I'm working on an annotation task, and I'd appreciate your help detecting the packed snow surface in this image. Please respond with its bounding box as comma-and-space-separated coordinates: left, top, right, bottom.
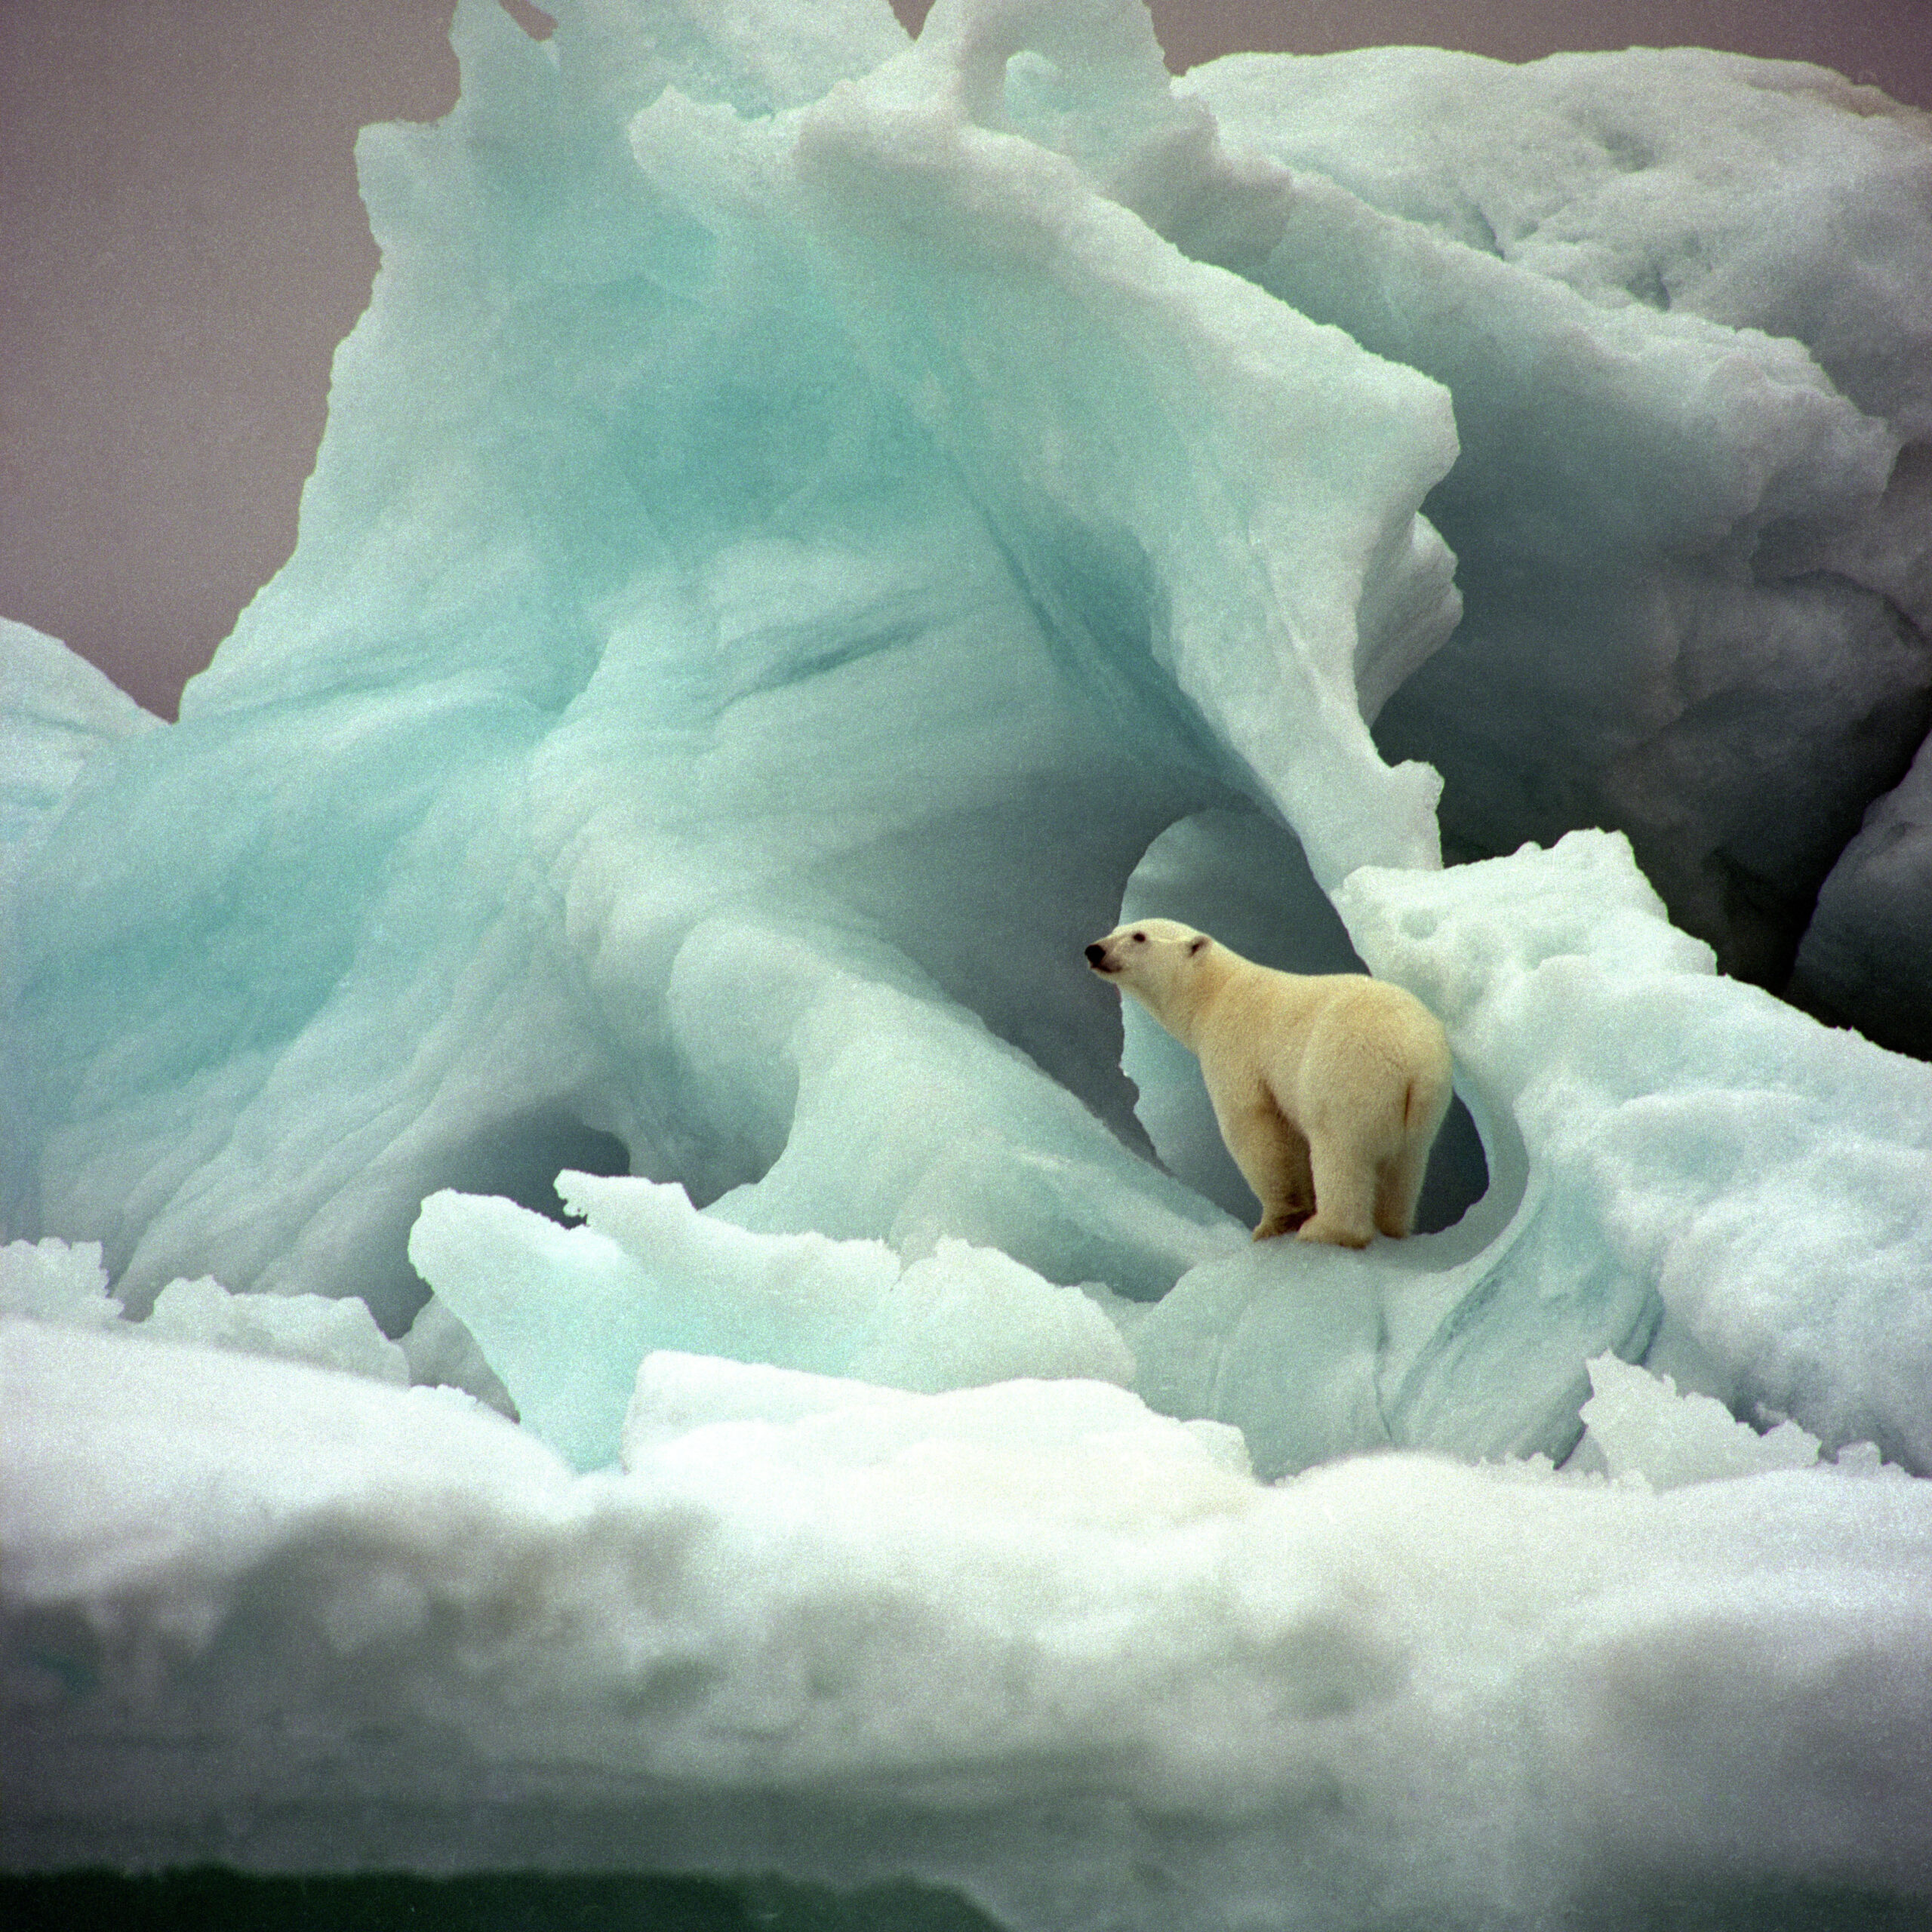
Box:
5, 2, 1932, 1926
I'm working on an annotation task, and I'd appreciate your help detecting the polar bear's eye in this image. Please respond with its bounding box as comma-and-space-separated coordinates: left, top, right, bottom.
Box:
1131, 930, 1146, 943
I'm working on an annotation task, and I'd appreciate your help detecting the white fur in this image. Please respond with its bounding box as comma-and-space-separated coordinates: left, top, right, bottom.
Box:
1087, 918, 1452, 1246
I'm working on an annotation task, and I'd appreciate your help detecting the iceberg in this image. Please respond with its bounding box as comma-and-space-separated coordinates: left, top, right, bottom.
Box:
5, 1, 1932, 1924
1195, 45, 1932, 1007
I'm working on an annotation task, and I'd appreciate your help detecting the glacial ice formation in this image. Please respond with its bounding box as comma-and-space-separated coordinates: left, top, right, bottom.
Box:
5, 2, 1932, 1924
1194, 45, 1932, 1009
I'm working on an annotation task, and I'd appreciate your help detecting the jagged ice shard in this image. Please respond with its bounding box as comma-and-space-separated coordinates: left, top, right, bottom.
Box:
5, 2, 1932, 1924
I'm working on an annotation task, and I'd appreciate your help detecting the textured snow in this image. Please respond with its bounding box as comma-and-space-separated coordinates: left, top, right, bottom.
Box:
8, 1317, 1932, 1923
0, 1236, 410, 1383
5, 2, 1932, 1924
1577, 1352, 1826, 1488
1192, 45, 1932, 1014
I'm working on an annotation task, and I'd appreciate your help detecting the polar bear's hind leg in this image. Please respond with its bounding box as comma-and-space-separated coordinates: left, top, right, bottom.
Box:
1374, 1069, 1453, 1238
1297, 1130, 1378, 1247
1374, 1138, 1430, 1239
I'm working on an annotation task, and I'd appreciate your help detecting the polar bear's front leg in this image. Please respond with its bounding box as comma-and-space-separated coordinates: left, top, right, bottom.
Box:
1212, 1087, 1315, 1240
1254, 1201, 1311, 1241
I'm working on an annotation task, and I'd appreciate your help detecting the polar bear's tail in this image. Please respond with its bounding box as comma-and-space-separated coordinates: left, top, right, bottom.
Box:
1402, 1066, 1453, 1140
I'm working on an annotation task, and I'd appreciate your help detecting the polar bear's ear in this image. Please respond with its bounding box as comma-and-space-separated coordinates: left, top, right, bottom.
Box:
1187, 936, 1208, 955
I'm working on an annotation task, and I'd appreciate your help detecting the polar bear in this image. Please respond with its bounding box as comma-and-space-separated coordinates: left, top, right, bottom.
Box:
1085, 918, 1452, 1246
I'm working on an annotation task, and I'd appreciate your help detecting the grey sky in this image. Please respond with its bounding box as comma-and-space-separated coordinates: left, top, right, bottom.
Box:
2, 0, 1926, 716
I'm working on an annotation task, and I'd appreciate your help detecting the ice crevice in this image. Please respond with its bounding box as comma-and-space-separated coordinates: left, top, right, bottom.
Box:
5, 1, 1932, 1921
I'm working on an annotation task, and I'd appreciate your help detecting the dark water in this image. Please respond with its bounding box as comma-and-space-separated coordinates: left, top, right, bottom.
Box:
0, 1869, 998, 1932
5, 1869, 1929, 1931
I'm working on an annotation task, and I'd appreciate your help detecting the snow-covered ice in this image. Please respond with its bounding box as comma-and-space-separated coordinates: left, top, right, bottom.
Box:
8, 1316, 1932, 1924
5, 2, 1931, 1924
1195, 45, 1932, 1007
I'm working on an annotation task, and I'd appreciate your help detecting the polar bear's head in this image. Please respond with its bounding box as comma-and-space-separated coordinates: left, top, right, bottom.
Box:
1084, 918, 1214, 1026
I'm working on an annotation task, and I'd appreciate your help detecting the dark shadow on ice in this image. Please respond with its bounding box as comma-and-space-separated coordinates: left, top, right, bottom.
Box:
441, 1112, 631, 1228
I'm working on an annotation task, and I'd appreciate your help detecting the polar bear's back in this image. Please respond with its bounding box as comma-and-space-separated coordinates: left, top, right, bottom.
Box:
1202, 962, 1449, 1143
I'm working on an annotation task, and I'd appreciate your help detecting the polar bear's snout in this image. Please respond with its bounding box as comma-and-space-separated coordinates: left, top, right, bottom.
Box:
1086, 927, 1154, 974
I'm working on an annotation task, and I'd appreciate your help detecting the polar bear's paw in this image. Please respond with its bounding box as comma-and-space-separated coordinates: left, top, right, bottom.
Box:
1295, 1214, 1373, 1249
1253, 1206, 1312, 1241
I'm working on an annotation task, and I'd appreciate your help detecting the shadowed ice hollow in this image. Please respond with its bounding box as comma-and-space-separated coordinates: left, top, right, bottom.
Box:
5, 2, 1932, 1925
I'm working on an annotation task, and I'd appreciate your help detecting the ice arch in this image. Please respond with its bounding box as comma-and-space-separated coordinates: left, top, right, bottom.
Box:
3, 0, 1457, 1331
2, 0, 1500, 1491
4, 0, 1930, 1481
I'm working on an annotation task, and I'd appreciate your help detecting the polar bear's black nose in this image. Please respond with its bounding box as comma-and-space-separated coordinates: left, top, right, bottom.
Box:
1084, 943, 1107, 967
